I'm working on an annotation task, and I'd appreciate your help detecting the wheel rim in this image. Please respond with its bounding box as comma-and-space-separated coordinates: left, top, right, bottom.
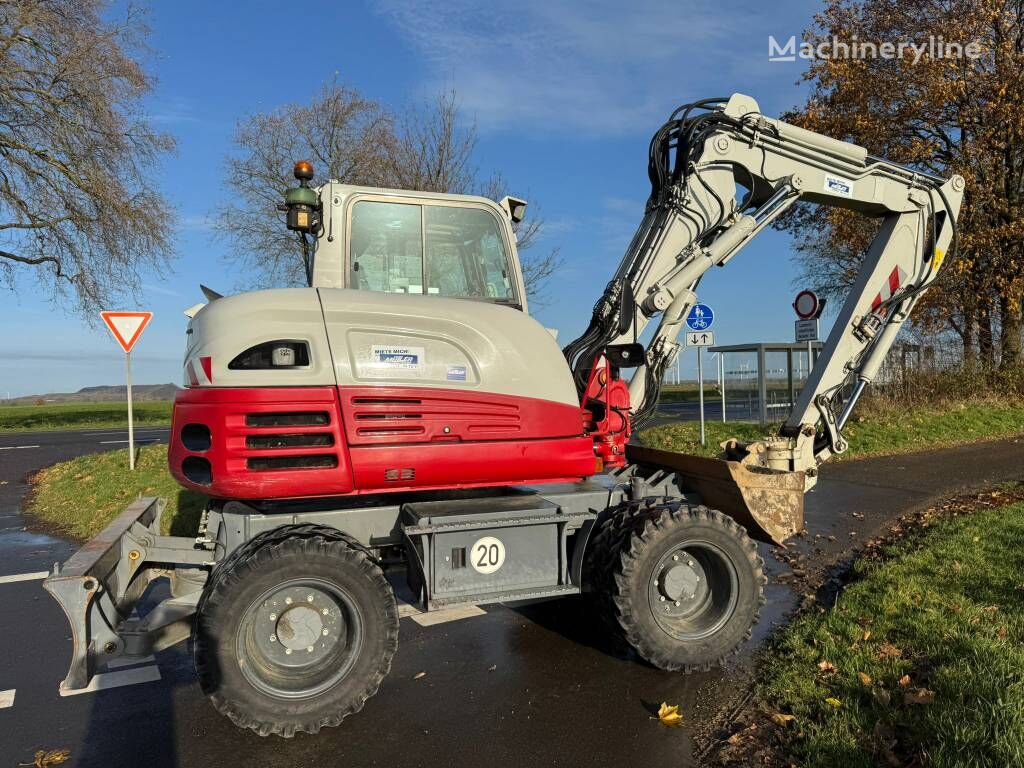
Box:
236, 578, 363, 700
647, 540, 739, 641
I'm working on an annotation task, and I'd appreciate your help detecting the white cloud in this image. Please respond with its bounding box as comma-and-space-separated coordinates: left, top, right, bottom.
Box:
376, 0, 775, 137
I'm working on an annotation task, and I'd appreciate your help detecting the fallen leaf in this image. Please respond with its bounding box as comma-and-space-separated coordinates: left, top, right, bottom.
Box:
858, 672, 873, 686
997, 626, 1009, 639
769, 712, 796, 726
825, 697, 843, 709
18, 750, 71, 768
862, 630, 872, 642
656, 702, 684, 727
873, 687, 892, 705
898, 674, 911, 688
818, 660, 836, 673
877, 643, 902, 660
904, 688, 936, 705
413, 671, 427, 680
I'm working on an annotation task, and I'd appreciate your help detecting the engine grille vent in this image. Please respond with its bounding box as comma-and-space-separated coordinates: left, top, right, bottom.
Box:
246, 433, 334, 449
246, 412, 330, 427
247, 455, 338, 471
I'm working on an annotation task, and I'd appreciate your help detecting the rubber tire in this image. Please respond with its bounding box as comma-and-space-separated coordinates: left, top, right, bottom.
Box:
590, 500, 765, 671
194, 531, 399, 737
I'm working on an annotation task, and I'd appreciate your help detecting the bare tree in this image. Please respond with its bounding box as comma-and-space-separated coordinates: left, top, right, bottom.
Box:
221, 77, 394, 286
0, 0, 175, 314
221, 81, 563, 302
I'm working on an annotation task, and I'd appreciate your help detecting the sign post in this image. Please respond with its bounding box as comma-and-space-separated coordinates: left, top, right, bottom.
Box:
793, 290, 824, 376
684, 303, 715, 446
100, 311, 153, 470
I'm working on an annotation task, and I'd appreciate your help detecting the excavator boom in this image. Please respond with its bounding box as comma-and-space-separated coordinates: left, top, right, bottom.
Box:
566, 93, 964, 489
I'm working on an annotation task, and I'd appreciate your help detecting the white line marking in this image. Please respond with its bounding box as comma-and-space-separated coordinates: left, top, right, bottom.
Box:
59, 665, 161, 697
398, 602, 423, 618
0, 445, 39, 451
0, 689, 14, 709
0, 571, 49, 585
104, 655, 156, 670
408, 604, 486, 627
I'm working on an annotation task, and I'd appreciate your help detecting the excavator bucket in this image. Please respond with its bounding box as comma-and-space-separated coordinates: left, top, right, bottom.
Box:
625, 445, 804, 546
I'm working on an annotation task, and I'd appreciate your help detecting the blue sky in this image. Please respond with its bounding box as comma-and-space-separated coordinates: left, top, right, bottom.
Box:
2, 0, 824, 398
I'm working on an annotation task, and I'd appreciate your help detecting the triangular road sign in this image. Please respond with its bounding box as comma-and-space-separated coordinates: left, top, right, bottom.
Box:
100, 311, 153, 353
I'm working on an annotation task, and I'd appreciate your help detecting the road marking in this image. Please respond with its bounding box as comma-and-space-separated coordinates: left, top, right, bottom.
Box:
408, 604, 486, 627
59, 665, 161, 697
0, 689, 14, 709
398, 602, 423, 618
105, 655, 156, 670
0, 571, 49, 585
0, 445, 39, 451
84, 429, 168, 437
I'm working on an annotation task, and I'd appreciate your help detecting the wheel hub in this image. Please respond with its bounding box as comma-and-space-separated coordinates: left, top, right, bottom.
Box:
647, 541, 739, 641
659, 560, 703, 602
242, 582, 358, 693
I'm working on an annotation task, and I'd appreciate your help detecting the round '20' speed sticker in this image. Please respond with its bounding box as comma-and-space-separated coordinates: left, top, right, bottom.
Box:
470, 536, 506, 574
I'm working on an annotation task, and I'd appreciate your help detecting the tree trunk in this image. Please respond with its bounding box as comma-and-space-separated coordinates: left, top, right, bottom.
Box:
1000, 296, 1022, 368
978, 302, 995, 368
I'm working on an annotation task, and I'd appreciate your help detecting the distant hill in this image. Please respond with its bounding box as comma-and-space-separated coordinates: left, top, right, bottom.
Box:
5, 383, 179, 404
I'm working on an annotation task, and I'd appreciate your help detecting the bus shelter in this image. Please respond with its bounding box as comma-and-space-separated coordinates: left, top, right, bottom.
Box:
709, 342, 824, 426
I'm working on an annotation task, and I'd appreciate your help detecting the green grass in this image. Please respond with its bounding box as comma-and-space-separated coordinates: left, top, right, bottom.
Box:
28, 445, 204, 539
0, 401, 173, 432
757, 496, 1024, 767
641, 402, 1024, 460
639, 419, 768, 458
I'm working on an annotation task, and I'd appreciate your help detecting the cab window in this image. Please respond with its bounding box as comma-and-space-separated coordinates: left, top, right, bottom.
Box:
349, 200, 517, 305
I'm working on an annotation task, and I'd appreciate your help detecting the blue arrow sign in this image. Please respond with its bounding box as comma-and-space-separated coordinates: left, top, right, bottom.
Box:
685, 303, 714, 332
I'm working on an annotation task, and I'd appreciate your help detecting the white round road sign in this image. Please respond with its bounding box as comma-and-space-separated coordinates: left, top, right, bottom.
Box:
470, 536, 506, 574
793, 290, 820, 320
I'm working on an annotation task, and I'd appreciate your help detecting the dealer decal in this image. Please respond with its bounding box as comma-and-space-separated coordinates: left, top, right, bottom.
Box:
823, 175, 854, 197
371, 345, 425, 370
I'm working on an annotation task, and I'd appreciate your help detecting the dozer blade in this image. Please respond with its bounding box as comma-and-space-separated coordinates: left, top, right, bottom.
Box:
43, 497, 164, 692
625, 445, 804, 546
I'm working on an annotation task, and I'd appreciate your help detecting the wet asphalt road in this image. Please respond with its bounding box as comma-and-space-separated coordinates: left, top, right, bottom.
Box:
0, 429, 1020, 767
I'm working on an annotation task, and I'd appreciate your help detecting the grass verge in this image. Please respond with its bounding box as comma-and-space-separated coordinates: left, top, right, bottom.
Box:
641, 402, 1024, 460
0, 401, 173, 432
28, 445, 204, 539
747, 488, 1024, 768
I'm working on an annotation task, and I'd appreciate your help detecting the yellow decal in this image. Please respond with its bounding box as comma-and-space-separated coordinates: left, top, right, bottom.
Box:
931, 247, 945, 271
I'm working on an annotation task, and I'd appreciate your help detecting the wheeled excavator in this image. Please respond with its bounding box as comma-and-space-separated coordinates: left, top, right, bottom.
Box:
43, 93, 963, 737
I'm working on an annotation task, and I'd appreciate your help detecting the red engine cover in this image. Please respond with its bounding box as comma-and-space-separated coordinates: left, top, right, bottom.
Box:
168, 386, 598, 500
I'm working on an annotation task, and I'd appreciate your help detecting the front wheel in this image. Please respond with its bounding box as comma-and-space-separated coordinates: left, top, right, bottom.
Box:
193, 529, 399, 737
591, 501, 765, 671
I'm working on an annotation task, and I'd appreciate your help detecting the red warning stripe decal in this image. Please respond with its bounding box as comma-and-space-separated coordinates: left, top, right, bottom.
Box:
871, 266, 908, 313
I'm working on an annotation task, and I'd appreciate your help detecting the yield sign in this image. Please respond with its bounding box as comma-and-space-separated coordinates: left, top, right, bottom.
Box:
100, 311, 153, 353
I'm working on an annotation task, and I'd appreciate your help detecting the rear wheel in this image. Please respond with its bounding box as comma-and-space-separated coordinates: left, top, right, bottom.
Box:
588, 500, 765, 671
194, 528, 398, 737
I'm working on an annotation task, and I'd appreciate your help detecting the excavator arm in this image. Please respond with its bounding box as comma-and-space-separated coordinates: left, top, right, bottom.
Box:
566, 93, 964, 488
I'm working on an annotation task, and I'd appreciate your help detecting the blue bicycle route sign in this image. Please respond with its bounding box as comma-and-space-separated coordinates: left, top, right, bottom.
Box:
685, 303, 714, 332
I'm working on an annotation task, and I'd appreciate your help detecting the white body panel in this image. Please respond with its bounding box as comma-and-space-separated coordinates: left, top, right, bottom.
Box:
318, 288, 578, 405
184, 287, 578, 406
184, 288, 336, 388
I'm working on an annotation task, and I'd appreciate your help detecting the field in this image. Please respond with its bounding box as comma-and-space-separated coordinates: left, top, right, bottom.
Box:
753, 488, 1024, 768
0, 400, 173, 431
